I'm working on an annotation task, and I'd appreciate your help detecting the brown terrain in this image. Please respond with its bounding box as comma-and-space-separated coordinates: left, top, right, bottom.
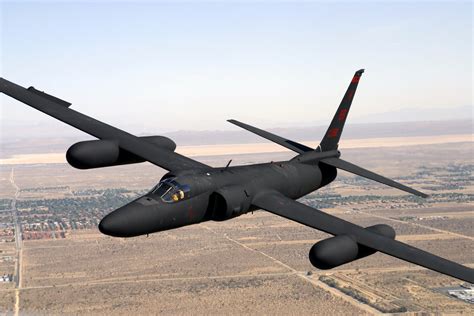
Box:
0, 137, 472, 315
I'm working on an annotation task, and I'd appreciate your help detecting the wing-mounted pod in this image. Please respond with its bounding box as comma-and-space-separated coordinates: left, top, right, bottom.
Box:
309, 224, 395, 269
67, 136, 176, 169
207, 185, 252, 221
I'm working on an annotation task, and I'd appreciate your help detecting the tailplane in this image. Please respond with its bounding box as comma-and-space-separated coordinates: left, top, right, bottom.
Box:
317, 69, 364, 152
227, 69, 427, 198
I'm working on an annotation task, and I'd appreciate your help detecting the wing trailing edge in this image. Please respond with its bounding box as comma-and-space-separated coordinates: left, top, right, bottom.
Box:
321, 157, 428, 198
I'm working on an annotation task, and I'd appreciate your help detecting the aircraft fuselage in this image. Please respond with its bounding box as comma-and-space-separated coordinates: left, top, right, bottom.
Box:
98, 161, 336, 237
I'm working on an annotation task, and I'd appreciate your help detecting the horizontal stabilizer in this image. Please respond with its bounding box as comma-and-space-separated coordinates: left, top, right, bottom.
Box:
227, 119, 313, 154
321, 157, 428, 198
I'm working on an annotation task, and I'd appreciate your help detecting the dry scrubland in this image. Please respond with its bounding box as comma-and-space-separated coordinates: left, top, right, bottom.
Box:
18, 228, 364, 315
0, 141, 473, 315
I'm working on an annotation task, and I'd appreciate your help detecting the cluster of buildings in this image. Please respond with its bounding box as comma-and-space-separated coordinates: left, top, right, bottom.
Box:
0, 227, 14, 243
0, 274, 13, 283
22, 230, 66, 240
448, 284, 474, 304
20, 218, 100, 240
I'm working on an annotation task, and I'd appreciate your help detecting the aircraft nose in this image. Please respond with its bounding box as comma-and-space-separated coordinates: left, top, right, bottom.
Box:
98, 201, 148, 237
98, 196, 197, 237
98, 213, 121, 237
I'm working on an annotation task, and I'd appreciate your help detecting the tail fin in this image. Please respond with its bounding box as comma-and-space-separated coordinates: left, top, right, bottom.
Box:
317, 69, 364, 152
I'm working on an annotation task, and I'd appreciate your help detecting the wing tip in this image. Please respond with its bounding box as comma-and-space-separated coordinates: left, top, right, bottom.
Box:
414, 189, 429, 198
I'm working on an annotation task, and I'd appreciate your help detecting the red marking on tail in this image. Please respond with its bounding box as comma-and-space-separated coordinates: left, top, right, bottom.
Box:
351, 76, 360, 83
327, 128, 339, 138
345, 90, 355, 101
338, 109, 348, 121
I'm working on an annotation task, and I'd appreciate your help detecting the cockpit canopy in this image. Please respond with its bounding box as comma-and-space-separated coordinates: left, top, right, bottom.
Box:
151, 178, 191, 203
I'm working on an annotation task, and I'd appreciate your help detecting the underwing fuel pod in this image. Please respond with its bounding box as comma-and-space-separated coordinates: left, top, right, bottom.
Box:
1, 69, 473, 284
66, 136, 176, 169
309, 224, 396, 269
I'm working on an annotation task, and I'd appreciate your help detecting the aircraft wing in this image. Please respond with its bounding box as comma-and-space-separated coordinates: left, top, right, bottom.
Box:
321, 157, 428, 198
252, 191, 474, 283
227, 119, 313, 154
0, 78, 209, 172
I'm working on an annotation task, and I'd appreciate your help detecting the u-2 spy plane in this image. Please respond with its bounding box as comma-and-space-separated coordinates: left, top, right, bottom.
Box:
1, 70, 473, 283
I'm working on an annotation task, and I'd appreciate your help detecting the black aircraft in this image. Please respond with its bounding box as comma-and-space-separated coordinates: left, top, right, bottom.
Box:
1, 70, 473, 284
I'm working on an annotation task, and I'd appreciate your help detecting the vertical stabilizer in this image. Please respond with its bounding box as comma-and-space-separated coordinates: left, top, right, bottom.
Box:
317, 69, 364, 152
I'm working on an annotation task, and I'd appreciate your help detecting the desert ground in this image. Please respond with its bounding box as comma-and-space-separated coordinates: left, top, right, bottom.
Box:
0, 137, 472, 315
0, 133, 471, 165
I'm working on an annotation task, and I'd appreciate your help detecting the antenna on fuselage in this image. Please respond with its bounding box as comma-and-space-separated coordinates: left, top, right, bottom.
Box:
225, 159, 232, 169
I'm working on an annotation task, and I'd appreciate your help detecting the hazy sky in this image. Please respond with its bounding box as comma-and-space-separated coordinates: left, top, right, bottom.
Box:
0, 1, 472, 133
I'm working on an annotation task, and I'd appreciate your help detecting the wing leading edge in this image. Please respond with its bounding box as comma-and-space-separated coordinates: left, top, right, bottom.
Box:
0, 78, 209, 172
253, 191, 474, 283
227, 119, 313, 154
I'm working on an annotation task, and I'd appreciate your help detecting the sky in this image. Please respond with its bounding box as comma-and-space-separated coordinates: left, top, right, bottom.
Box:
0, 1, 472, 135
